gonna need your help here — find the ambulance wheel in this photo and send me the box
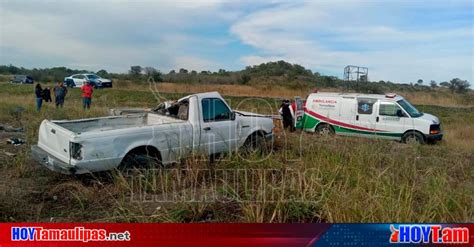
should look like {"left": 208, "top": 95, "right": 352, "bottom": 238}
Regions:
{"left": 402, "top": 131, "right": 425, "bottom": 144}
{"left": 316, "top": 123, "right": 334, "bottom": 136}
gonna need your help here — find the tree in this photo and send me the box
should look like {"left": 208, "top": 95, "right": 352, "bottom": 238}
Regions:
{"left": 455, "top": 79, "right": 470, "bottom": 93}
{"left": 151, "top": 71, "right": 163, "bottom": 82}
{"left": 129, "top": 66, "right": 142, "bottom": 76}
{"left": 143, "top": 67, "right": 162, "bottom": 82}
{"left": 240, "top": 74, "right": 251, "bottom": 85}
{"left": 319, "top": 76, "right": 336, "bottom": 88}
{"left": 96, "top": 69, "right": 108, "bottom": 77}
{"left": 169, "top": 70, "right": 176, "bottom": 74}
{"left": 179, "top": 68, "right": 188, "bottom": 74}
{"left": 439, "top": 81, "right": 450, "bottom": 88}
{"left": 143, "top": 67, "right": 157, "bottom": 76}
{"left": 429, "top": 80, "right": 437, "bottom": 88}
{"left": 446, "top": 78, "right": 470, "bottom": 94}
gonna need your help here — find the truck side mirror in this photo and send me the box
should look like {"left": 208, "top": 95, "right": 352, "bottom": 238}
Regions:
{"left": 230, "top": 111, "right": 236, "bottom": 120}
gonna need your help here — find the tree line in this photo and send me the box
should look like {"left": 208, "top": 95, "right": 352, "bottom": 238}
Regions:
{"left": 0, "top": 61, "right": 470, "bottom": 94}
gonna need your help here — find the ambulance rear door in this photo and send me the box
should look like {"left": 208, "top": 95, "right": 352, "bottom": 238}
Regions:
{"left": 294, "top": 96, "right": 305, "bottom": 129}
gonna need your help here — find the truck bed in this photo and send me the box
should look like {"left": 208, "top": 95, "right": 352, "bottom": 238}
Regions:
{"left": 54, "top": 113, "right": 184, "bottom": 133}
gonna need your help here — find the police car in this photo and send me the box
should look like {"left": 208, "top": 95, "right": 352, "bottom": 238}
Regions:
{"left": 298, "top": 92, "right": 442, "bottom": 144}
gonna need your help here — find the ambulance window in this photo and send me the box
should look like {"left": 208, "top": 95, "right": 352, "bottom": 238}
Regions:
{"left": 379, "top": 102, "right": 401, "bottom": 116}
{"left": 357, "top": 98, "right": 375, "bottom": 115}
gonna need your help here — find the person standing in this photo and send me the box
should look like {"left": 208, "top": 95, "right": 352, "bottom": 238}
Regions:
{"left": 81, "top": 80, "right": 93, "bottom": 110}
{"left": 279, "top": 100, "right": 294, "bottom": 132}
{"left": 35, "top": 83, "right": 43, "bottom": 112}
{"left": 53, "top": 81, "right": 68, "bottom": 108}
{"left": 42, "top": 87, "right": 52, "bottom": 102}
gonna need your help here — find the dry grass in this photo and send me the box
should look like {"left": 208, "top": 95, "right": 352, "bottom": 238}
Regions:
{"left": 116, "top": 81, "right": 316, "bottom": 99}
{"left": 0, "top": 82, "right": 472, "bottom": 223}
{"left": 2, "top": 80, "right": 472, "bottom": 107}
{"left": 111, "top": 81, "right": 474, "bottom": 107}
{"left": 402, "top": 91, "right": 474, "bottom": 107}
{"left": 442, "top": 118, "right": 474, "bottom": 152}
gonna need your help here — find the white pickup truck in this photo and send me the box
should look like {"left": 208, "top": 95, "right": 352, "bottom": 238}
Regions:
{"left": 31, "top": 92, "right": 274, "bottom": 174}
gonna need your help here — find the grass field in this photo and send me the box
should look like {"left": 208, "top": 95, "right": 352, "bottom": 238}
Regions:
{"left": 0, "top": 82, "right": 472, "bottom": 223}
{"left": 120, "top": 81, "right": 474, "bottom": 107}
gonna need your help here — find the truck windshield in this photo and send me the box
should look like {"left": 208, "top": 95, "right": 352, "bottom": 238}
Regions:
{"left": 397, "top": 99, "right": 422, "bottom": 117}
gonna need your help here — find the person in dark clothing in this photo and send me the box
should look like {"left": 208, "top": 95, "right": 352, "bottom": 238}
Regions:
{"left": 35, "top": 83, "right": 43, "bottom": 112}
{"left": 53, "top": 81, "right": 68, "bottom": 108}
{"left": 42, "top": 87, "right": 52, "bottom": 102}
{"left": 279, "top": 100, "right": 294, "bottom": 132}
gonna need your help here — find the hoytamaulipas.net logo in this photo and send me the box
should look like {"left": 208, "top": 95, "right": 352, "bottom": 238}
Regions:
{"left": 390, "top": 224, "right": 469, "bottom": 244}
{"left": 11, "top": 226, "right": 131, "bottom": 242}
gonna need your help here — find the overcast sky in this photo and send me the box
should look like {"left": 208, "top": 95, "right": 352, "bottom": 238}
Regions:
{"left": 0, "top": 0, "right": 472, "bottom": 83}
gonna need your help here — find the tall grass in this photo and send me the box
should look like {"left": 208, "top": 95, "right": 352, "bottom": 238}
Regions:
{"left": 112, "top": 81, "right": 474, "bottom": 107}
{"left": 0, "top": 83, "right": 472, "bottom": 222}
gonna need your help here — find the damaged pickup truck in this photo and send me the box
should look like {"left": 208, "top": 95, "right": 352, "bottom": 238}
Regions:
{"left": 31, "top": 92, "right": 274, "bottom": 174}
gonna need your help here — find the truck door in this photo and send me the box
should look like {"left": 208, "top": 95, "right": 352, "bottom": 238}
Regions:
{"left": 355, "top": 98, "right": 378, "bottom": 136}
{"left": 376, "top": 101, "right": 407, "bottom": 139}
{"left": 199, "top": 98, "right": 238, "bottom": 155}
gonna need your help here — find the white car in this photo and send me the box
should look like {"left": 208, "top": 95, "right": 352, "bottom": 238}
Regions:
{"left": 300, "top": 92, "right": 442, "bottom": 144}
{"left": 64, "top": 73, "right": 113, "bottom": 88}
{"left": 31, "top": 92, "right": 274, "bottom": 174}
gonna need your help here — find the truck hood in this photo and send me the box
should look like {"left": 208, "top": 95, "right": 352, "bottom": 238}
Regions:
{"left": 420, "top": 113, "right": 440, "bottom": 124}
{"left": 235, "top": 110, "right": 275, "bottom": 135}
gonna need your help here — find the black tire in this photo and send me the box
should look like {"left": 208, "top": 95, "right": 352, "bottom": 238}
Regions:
{"left": 120, "top": 150, "right": 161, "bottom": 170}
{"left": 402, "top": 131, "right": 425, "bottom": 144}
{"left": 316, "top": 123, "right": 334, "bottom": 136}
{"left": 241, "top": 133, "right": 267, "bottom": 155}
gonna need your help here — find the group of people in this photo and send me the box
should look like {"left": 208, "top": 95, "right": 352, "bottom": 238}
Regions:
{"left": 35, "top": 81, "right": 94, "bottom": 112}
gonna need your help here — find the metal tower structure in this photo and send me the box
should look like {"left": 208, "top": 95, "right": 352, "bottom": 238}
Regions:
{"left": 344, "top": 65, "right": 368, "bottom": 82}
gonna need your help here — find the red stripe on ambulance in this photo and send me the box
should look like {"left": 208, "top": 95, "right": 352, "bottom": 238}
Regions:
{"left": 305, "top": 109, "right": 386, "bottom": 132}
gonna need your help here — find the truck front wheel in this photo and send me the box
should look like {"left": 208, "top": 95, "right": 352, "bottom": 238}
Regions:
{"left": 241, "top": 133, "right": 269, "bottom": 155}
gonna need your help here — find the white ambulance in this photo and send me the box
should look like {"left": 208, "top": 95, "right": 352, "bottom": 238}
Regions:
{"left": 301, "top": 92, "right": 443, "bottom": 144}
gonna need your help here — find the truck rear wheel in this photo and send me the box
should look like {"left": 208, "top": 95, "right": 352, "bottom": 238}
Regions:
{"left": 120, "top": 147, "right": 162, "bottom": 169}
{"left": 316, "top": 123, "right": 334, "bottom": 136}
{"left": 402, "top": 131, "right": 425, "bottom": 144}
